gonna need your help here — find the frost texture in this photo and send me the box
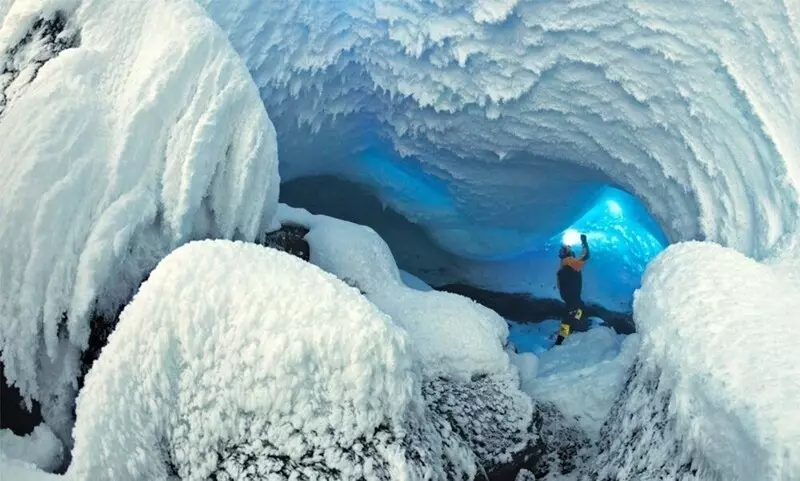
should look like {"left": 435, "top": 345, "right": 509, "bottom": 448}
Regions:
{"left": 0, "top": 0, "right": 279, "bottom": 433}
{"left": 200, "top": 0, "right": 800, "bottom": 260}
{"left": 68, "top": 240, "right": 477, "bottom": 481}
{"left": 275, "top": 204, "right": 510, "bottom": 381}
{"left": 586, "top": 240, "right": 800, "bottom": 481}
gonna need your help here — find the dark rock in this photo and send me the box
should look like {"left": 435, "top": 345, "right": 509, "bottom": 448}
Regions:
{"left": 262, "top": 224, "right": 310, "bottom": 261}
{"left": 424, "top": 375, "right": 586, "bottom": 481}
{"left": 1, "top": 359, "right": 44, "bottom": 435}
{"left": 77, "top": 309, "right": 122, "bottom": 393}
{"left": 436, "top": 283, "right": 636, "bottom": 335}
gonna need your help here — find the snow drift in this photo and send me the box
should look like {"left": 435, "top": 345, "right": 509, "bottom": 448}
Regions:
{"left": 0, "top": 0, "right": 279, "bottom": 439}
{"left": 69, "top": 240, "right": 481, "bottom": 480}
{"left": 200, "top": 0, "right": 800, "bottom": 261}
{"left": 588, "top": 240, "right": 800, "bottom": 480}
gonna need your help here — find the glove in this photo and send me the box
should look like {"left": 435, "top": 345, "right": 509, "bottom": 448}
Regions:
{"left": 580, "top": 234, "right": 588, "bottom": 245}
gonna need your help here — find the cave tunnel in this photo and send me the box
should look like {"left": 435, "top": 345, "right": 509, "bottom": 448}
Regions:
{"left": 279, "top": 137, "right": 669, "bottom": 319}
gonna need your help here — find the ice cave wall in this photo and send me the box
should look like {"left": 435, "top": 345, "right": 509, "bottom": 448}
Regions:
{"left": 200, "top": 0, "right": 800, "bottom": 263}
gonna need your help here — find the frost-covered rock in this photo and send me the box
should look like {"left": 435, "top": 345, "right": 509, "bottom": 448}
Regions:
{"left": 0, "top": 0, "right": 279, "bottom": 441}
{"left": 275, "top": 204, "right": 510, "bottom": 381}
{"left": 0, "top": 8, "right": 77, "bottom": 114}
{"left": 424, "top": 373, "right": 533, "bottom": 472}
{"left": 585, "top": 240, "right": 800, "bottom": 481}
{"left": 424, "top": 374, "right": 585, "bottom": 480}
{"left": 69, "top": 240, "right": 477, "bottom": 481}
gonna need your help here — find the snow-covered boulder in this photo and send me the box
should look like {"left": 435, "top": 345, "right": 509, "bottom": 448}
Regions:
{"left": 587, "top": 240, "right": 800, "bottom": 481}
{"left": 424, "top": 374, "right": 585, "bottom": 480}
{"left": 0, "top": 0, "right": 279, "bottom": 442}
{"left": 69, "top": 240, "right": 477, "bottom": 481}
{"left": 274, "top": 204, "right": 510, "bottom": 381}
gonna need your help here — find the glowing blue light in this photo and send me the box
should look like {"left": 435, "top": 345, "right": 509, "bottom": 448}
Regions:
{"left": 607, "top": 200, "right": 622, "bottom": 216}
{"left": 561, "top": 228, "right": 582, "bottom": 246}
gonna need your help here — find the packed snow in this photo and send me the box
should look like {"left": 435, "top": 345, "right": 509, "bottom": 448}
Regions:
{"left": 200, "top": 0, "right": 800, "bottom": 261}
{"left": 274, "top": 204, "right": 511, "bottom": 381}
{"left": 0, "top": 454, "right": 61, "bottom": 481}
{"left": 527, "top": 329, "right": 640, "bottom": 439}
{"left": 0, "top": 0, "right": 279, "bottom": 443}
{"left": 0, "top": 423, "right": 63, "bottom": 472}
{"left": 506, "top": 321, "right": 640, "bottom": 440}
{"left": 69, "top": 240, "right": 483, "bottom": 480}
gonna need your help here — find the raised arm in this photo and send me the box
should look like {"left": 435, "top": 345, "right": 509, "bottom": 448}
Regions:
{"left": 579, "top": 234, "right": 590, "bottom": 261}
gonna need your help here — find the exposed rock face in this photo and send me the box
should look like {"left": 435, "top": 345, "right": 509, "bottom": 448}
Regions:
{"left": 1, "top": 360, "right": 43, "bottom": 436}
{"left": 263, "top": 224, "right": 311, "bottom": 261}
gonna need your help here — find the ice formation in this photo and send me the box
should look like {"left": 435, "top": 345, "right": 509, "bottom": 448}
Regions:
{"left": 274, "top": 204, "right": 511, "bottom": 381}
{"left": 0, "top": 0, "right": 279, "bottom": 438}
{"left": 588, "top": 240, "right": 800, "bottom": 480}
{"left": 70, "top": 240, "right": 482, "bottom": 480}
{"left": 200, "top": 0, "right": 800, "bottom": 262}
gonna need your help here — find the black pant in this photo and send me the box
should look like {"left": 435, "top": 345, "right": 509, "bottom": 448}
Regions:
{"left": 556, "top": 302, "right": 584, "bottom": 345}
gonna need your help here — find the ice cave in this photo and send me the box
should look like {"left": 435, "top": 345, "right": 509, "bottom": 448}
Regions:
{"left": 0, "top": 0, "right": 799, "bottom": 480}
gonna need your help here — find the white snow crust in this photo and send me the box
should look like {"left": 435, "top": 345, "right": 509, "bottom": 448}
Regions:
{"left": 627, "top": 240, "right": 800, "bottom": 480}
{"left": 0, "top": 424, "right": 63, "bottom": 472}
{"left": 200, "top": 0, "right": 800, "bottom": 260}
{"left": 275, "top": 204, "right": 510, "bottom": 381}
{"left": 69, "top": 240, "right": 479, "bottom": 480}
{"left": 0, "top": 454, "right": 61, "bottom": 481}
{"left": 0, "top": 0, "right": 279, "bottom": 434}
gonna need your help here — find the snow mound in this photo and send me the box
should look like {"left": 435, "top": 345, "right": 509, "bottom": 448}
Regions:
{"left": 592, "top": 240, "right": 800, "bottom": 480}
{"left": 528, "top": 328, "right": 640, "bottom": 439}
{"left": 69, "top": 240, "right": 477, "bottom": 480}
{"left": 0, "top": 453, "right": 61, "bottom": 481}
{"left": 0, "top": 424, "right": 63, "bottom": 472}
{"left": 400, "top": 270, "right": 432, "bottom": 291}
{"left": 201, "top": 0, "right": 800, "bottom": 260}
{"left": 275, "top": 204, "right": 510, "bottom": 381}
{"left": 0, "top": 0, "right": 279, "bottom": 430}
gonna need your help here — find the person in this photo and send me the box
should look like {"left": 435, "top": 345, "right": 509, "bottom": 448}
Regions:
{"left": 555, "top": 233, "right": 590, "bottom": 345}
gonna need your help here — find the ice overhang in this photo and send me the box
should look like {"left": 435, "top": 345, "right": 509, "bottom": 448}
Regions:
{"left": 201, "top": 0, "right": 800, "bottom": 260}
